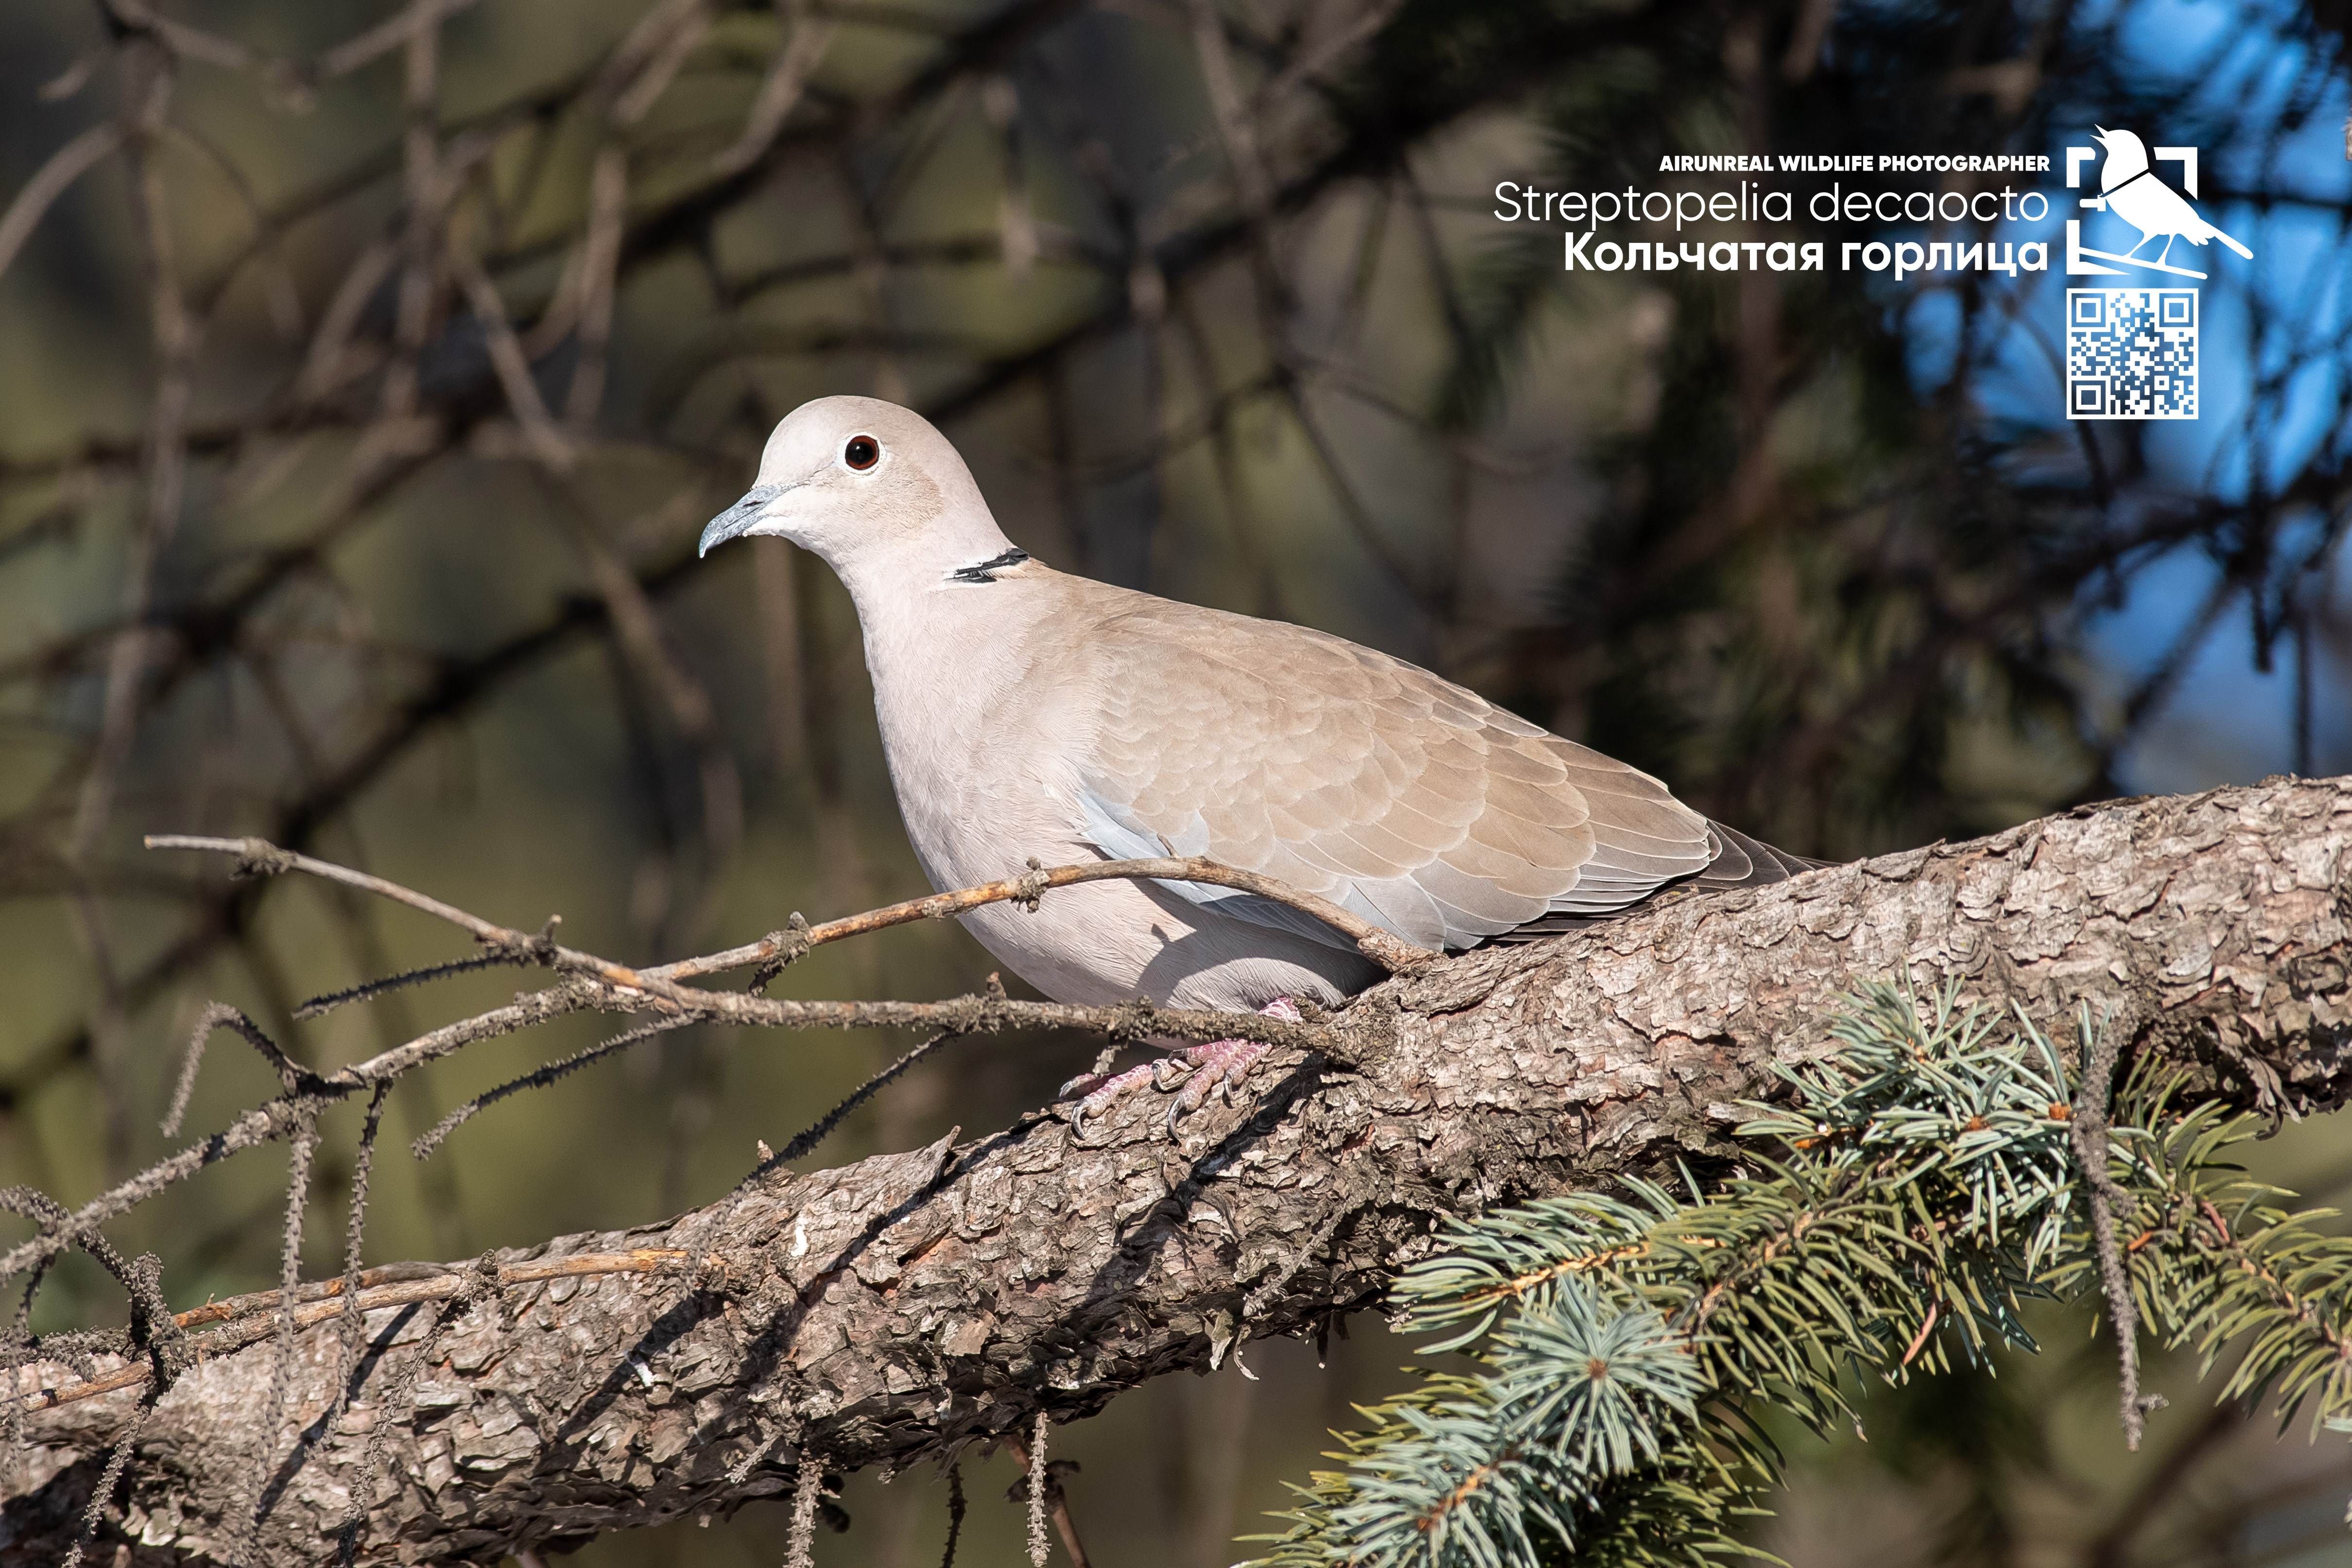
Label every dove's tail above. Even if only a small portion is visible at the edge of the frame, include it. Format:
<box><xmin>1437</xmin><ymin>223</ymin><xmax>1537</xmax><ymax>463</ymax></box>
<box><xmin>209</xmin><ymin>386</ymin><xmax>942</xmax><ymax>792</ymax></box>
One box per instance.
<box><xmin>2201</xmin><ymin>220</ymin><xmax>2253</xmax><ymax>258</ymax></box>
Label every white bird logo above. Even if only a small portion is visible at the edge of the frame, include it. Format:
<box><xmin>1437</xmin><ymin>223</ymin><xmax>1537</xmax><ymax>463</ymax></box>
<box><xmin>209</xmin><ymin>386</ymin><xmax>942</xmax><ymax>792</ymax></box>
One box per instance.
<box><xmin>2081</xmin><ymin>127</ymin><xmax>2251</xmax><ymax>270</ymax></box>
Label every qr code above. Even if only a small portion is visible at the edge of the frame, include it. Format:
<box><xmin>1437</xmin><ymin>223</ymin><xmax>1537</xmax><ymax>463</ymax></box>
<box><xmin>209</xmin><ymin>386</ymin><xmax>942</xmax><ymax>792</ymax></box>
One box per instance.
<box><xmin>2066</xmin><ymin>289</ymin><xmax>2197</xmax><ymax>420</ymax></box>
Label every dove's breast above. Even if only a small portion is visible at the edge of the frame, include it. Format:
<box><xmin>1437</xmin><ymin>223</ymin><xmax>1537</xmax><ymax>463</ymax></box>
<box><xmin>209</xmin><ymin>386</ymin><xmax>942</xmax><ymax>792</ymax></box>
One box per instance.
<box><xmin>856</xmin><ymin>570</ymin><xmax>1377</xmax><ymax>1013</ymax></box>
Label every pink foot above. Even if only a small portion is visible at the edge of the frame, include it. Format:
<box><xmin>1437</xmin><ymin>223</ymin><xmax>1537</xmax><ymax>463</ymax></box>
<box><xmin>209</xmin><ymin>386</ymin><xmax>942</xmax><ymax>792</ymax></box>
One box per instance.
<box><xmin>1060</xmin><ymin>999</ymin><xmax>1297</xmax><ymax>1140</ymax></box>
<box><xmin>1061</xmin><ymin>1058</ymin><xmax>1187</xmax><ymax>1138</ymax></box>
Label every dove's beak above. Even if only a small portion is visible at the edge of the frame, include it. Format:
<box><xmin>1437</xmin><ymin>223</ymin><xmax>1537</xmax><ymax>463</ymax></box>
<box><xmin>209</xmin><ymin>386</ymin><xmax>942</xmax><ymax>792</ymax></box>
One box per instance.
<box><xmin>699</xmin><ymin>483</ymin><xmax>787</xmax><ymax>557</ymax></box>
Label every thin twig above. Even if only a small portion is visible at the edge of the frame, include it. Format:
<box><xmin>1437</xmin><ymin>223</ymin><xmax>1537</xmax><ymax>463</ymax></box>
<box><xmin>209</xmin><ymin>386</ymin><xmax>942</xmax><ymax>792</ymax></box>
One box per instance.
<box><xmin>379</xmin><ymin>3</ymin><xmax>445</xmax><ymax>419</ymax></box>
<box><xmin>710</xmin><ymin>2</ymin><xmax>837</xmax><ymax>178</ymax></box>
<box><xmin>103</xmin><ymin>0</ymin><xmax>259</xmax><ymax>70</ymax></box>
<box><xmin>451</xmin><ymin>255</ymin><xmax>574</xmax><ymax>468</ymax></box>
<box><xmin>59</xmin><ymin>1396</ymin><xmax>155</xmax><ymax>1568</ymax></box>
<box><xmin>1006</xmin><ymin>1418</ymin><xmax>1091</xmax><ymax>1568</ymax></box>
<box><xmin>315</xmin><ymin>0</ymin><xmax>487</xmax><ymax>82</ymax></box>
<box><xmin>1026</xmin><ymin>1412</ymin><xmax>1050</xmax><ymax>1565</ymax></box>
<box><xmin>1899</xmin><ymin>1300</ymin><xmax>1940</xmax><ymax>1367</ymax></box>
<box><xmin>294</xmin><ymin>952</ymin><xmax>525</xmax><ymax>1021</ymax></box>
<box><xmin>2071</xmin><ymin>1009</ymin><xmax>2154</xmax><ymax>1449</ymax></box>
<box><xmin>144</xmin><ymin>833</ymin><xmax>1428</xmax><ymax>991</ymax></box>
<box><xmin>784</xmin><ymin>1450</ymin><xmax>822</xmax><ymax>1568</ymax></box>
<box><xmin>540</xmin><ymin>480</ymin><xmax>744</xmax><ymax>884</ymax></box>
<box><xmin>333</xmin><ymin>1084</ymin><xmax>392</xmax><ymax>1425</ymax></box>
<box><xmin>765</xmin><ymin>1029</ymin><xmax>963</xmax><ymax>1169</ymax></box>
<box><xmin>67</xmin><ymin>40</ymin><xmax>200</xmax><ymax>1176</ymax></box>
<box><xmin>4</xmin><ymin>836</ymin><xmax>1363</xmax><ymax>1290</ymax></box>
<box><xmin>0</xmin><ymin>124</ymin><xmax>126</xmax><ymax>286</ymax></box>
<box><xmin>939</xmin><ymin>1464</ymin><xmax>966</xmax><ymax>1568</ymax></box>
<box><xmin>20</xmin><ymin>1249</ymin><xmax>716</xmax><ymax>1413</ymax></box>
<box><xmin>144</xmin><ymin>836</ymin><xmax>524</xmax><ymax>946</ymax></box>
<box><xmin>564</xmin><ymin>146</ymin><xmax>628</xmax><ymax>428</ymax></box>
<box><xmin>240</xmin><ymin>1109</ymin><xmax>322</xmax><ymax>1563</ymax></box>
<box><xmin>664</xmin><ymin>855</ymin><xmax>1436</xmax><ymax>977</ymax></box>
<box><xmin>412</xmin><ymin>1015</ymin><xmax>699</xmax><ymax>1157</ymax></box>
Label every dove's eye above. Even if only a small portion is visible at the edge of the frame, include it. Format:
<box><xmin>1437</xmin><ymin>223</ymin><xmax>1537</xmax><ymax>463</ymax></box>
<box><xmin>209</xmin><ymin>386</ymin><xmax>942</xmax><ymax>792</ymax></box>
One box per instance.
<box><xmin>844</xmin><ymin>435</ymin><xmax>881</xmax><ymax>471</ymax></box>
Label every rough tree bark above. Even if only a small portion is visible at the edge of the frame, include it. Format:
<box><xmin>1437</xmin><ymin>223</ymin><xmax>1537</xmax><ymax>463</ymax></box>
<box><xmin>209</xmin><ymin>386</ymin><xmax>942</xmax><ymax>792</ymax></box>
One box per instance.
<box><xmin>4</xmin><ymin>777</ymin><xmax>2349</xmax><ymax>1564</ymax></box>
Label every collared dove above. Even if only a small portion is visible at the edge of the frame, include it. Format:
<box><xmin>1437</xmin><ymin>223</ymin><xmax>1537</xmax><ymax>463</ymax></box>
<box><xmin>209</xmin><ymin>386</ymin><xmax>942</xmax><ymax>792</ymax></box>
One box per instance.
<box><xmin>701</xmin><ymin>396</ymin><xmax>1816</xmax><ymax>1124</ymax></box>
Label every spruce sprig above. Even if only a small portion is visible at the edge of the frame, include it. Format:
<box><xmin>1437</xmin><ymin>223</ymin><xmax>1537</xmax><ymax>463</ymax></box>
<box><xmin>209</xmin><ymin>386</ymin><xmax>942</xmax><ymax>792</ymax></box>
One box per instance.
<box><xmin>2058</xmin><ymin>1098</ymin><xmax>2352</xmax><ymax>1427</ymax></box>
<box><xmin>1251</xmin><ymin>981</ymin><xmax>2352</xmax><ymax>1568</ymax></box>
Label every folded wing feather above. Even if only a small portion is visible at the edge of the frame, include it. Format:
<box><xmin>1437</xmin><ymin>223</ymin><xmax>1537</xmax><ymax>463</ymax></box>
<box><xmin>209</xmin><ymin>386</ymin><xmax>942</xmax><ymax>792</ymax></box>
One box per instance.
<box><xmin>1074</xmin><ymin>599</ymin><xmax>1731</xmax><ymax>952</ymax></box>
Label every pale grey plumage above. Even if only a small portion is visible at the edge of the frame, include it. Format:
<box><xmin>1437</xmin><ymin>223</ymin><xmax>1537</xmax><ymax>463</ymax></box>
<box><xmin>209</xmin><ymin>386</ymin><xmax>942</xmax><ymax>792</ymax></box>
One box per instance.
<box><xmin>701</xmin><ymin>395</ymin><xmax>1814</xmax><ymax>1019</ymax></box>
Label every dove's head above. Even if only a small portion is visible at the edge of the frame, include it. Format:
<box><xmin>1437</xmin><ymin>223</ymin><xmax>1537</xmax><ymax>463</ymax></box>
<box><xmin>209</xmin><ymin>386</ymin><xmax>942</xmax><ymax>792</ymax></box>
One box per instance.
<box><xmin>2092</xmin><ymin>126</ymin><xmax>2150</xmax><ymax>176</ymax></box>
<box><xmin>699</xmin><ymin>396</ymin><xmax>1011</xmax><ymax>586</ymax></box>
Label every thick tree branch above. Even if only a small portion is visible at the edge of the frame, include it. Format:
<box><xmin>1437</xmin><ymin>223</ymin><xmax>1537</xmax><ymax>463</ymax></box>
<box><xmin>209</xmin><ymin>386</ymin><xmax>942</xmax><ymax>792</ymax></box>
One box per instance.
<box><xmin>4</xmin><ymin>778</ymin><xmax>2348</xmax><ymax>1564</ymax></box>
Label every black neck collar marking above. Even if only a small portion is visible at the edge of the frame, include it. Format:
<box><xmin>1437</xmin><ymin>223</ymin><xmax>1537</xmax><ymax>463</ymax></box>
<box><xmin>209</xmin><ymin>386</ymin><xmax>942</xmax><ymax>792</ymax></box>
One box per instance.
<box><xmin>950</xmin><ymin>547</ymin><xmax>1030</xmax><ymax>584</ymax></box>
<box><xmin>2105</xmin><ymin>165</ymin><xmax>2155</xmax><ymax>197</ymax></box>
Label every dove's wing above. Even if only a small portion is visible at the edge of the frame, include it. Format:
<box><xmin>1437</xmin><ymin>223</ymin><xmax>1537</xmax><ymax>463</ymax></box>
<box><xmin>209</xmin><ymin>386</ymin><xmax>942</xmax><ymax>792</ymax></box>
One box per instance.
<box><xmin>1071</xmin><ymin>594</ymin><xmax>1784</xmax><ymax>953</ymax></box>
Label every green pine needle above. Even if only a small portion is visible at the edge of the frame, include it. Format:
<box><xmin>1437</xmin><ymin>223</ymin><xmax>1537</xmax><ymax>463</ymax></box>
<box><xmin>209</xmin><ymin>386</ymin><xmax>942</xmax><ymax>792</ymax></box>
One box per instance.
<box><xmin>1248</xmin><ymin>980</ymin><xmax>2352</xmax><ymax>1568</ymax></box>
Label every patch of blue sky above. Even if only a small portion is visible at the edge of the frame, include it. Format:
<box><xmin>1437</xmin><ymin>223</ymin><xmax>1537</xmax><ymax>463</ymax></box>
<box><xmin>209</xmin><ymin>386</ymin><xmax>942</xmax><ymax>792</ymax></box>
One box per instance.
<box><xmin>1901</xmin><ymin>288</ymin><xmax>1963</xmax><ymax>393</ymax></box>
<box><xmin>1851</xmin><ymin>0</ymin><xmax>2342</xmax><ymax>788</ymax></box>
<box><xmin>2084</xmin><ymin>534</ymin><xmax>2352</xmax><ymax>792</ymax></box>
<box><xmin>1940</xmin><ymin>0</ymin><xmax>2351</xmax><ymax>788</ymax></box>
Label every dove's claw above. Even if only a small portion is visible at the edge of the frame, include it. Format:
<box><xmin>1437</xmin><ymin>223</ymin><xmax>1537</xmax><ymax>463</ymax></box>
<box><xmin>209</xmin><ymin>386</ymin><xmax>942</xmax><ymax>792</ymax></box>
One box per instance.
<box><xmin>1058</xmin><ymin>999</ymin><xmax>1297</xmax><ymax>1139</ymax></box>
<box><xmin>1164</xmin><ymin>1036</ymin><xmax>1271</xmax><ymax>1134</ymax></box>
<box><xmin>1065</xmin><ymin>1061</ymin><xmax>1159</xmax><ymax>1140</ymax></box>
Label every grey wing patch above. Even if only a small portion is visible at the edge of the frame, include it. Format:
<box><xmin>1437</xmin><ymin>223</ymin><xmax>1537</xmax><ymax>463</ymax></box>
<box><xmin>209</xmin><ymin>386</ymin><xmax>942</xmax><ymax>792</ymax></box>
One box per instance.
<box><xmin>1074</xmin><ymin>783</ymin><xmax>1362</xmax><ymax>953</ymax></box>
<box><xmin>1492</xmin><ymin>821</ymin><xmax>1827</xmax><ymax>942</ymax></box>
<box><xmin>1694</xmin><ymin>819</ymin><xmax>1829</xmax><ymax>885</ymax></box>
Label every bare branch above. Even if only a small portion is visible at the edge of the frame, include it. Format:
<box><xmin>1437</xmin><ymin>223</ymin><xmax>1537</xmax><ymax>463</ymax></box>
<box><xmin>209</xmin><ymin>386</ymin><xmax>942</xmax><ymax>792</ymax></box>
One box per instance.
<box><xmin>763</xmin><ymin>1027</ymin><xmax>962</xmax><ymax>1167</ymax></box>
<box><xmin>411</xmin><ymin>1015</ymin><xmax>699</xmax><ymax>1157</ymax></box>
<box><xmin>20</xmin><ymin>1249</ymin><xmax>724</xmax><ymax>1414</ymax></box>
<box><xmin>562</xmin><ymin>148</ymin><xmax>629</xmax><ymax>429</ymax></box>
<box><xmin>5</xmin><ymin>840</ymin><xmax>1367</xmax><ymax>1290</ymax></box>
<box><xmin>141</xmin><ymin>837</ymin><xmax>516</xmax><ymax>948</ymax></box>
<box><xmin>452</xmin><ymin>256</ymin><xmax>575</xmax><ymax>467</ymax></box>
<box><xmin>710</xmin><ymin>2</ymin><xmax>838</xmax><ymax>178</ymax></box>
<box><xmin>292</xmin><ymin>953</ymin><xmax>522</xmax><ymax>1022</ymax></box>
<box><xmin>0</xmin><ymin>125</ymin><xmax>125</xmax><ymax>287</ymax></box>
<box><xmin>162</xmin><ymin>1004</ymin><xmax>316</xmax><ymax>1139</ymax></box>
<box><xmin>102</xmin><ymin>0</ymin><xmax>259</xmax><ymax>72</ymax></box>
<box><xmin>314</xmin><ymin>0</ymin><xmax>488</xmax><ymax>83</ymax></box>
<box><xmin>5</xmin><ymin>779</ymin><xmax>2344</xmax><ymax>1566</ymax></box>
<box><xmin>144</xmin><ymin>835</ymin><xmax>1439</xmax><ymax>977</ymax></box>
<box><xmin>672</xmin><ymin>855</ymin><xmax>1440</xmax><ymax>977</ymax></box>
